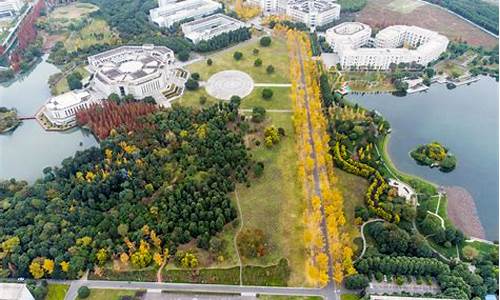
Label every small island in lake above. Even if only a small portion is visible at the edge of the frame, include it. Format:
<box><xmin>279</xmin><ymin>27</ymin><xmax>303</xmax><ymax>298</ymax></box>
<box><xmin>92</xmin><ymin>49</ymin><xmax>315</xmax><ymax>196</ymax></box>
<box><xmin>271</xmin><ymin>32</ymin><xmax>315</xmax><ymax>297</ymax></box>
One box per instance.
<box><xmin>0</xmin><ymin>107</ymin><xmax>21</xmax><ymax>134</ymax></box>
<box><xmin>410</xmin><ymin>141</ymin><xmax>457</xmax><ymax>172</ymax></box>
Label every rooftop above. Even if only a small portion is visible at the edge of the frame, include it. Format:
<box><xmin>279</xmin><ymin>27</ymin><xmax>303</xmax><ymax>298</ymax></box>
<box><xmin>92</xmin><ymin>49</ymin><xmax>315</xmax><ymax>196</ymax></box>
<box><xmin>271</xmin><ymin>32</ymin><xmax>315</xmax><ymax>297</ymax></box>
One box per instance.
<box><xmin>46</xmin><ymin>90</ymin><xmax>91</xmax><ymax>109</ymax></box>
<box><xmin>0</xmin><ymin>283</ymin><xmax>33</xmax><ymax>300</ymax></box>
<box><xmin>287</xmin><ymin>0</ymin><xmax>340</xmax><ymax>13</ymax></box>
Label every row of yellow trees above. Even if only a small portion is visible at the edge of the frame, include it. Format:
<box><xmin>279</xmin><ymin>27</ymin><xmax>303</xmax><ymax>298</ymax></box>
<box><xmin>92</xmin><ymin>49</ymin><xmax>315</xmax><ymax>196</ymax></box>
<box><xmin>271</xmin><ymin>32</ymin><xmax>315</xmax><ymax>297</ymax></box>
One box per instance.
<box><xmin>287</xmin><ymin>30</ymin><xmax>355</xmax><ymax>287</ymax></box>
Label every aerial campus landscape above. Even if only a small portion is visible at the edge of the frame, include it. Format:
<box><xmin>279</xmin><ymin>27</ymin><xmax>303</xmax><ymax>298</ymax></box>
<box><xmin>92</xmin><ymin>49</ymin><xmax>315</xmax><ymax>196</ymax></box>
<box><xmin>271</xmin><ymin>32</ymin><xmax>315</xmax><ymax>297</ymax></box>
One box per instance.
<box><xmin>0</xmin><ymin>0</ymin><xmax>498</xmax><ymax>299</ymax></box>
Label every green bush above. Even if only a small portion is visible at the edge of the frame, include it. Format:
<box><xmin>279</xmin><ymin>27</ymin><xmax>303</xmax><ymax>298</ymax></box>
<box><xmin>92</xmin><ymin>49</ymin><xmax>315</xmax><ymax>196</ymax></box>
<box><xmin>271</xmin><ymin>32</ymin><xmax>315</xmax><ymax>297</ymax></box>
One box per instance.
<box><xmin>254</xmin><ymin>58</ymin><xmax>262</xmax><ymax>67</ymax></box>
<box><xmin>233</xmin><ymin>51</ymin><xmax>243</xmax><ymax>60</ymax></box>
<box><xmin>259</xmin><ymin>36</ymin><xmax>272</xmax><ymax>47</ymax></box>
<box><xmin>261</xmin><ymin>88</ymin><xmax>273</xmax><ymax>99</ymax></box>
<box><xmin>77</xmin><ymin>286</ymin><xmax>90</xmax><ymax>299</ymax></box>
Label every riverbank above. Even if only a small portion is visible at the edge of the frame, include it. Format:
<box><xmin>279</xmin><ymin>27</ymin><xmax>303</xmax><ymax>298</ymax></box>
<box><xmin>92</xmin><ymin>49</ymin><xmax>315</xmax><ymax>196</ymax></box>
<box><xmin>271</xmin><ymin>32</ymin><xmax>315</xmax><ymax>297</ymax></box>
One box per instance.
<box><xmin>445</xmin><ymin>186</ymin><xmax>486</xmax><ymax>240</ymax></box>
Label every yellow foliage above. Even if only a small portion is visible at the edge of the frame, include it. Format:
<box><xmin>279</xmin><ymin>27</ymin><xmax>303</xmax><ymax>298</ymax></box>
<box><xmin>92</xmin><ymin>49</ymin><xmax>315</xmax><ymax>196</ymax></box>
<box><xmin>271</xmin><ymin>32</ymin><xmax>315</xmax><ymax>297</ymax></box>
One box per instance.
<box><xmin>43</xmin><ymin>258</ymin><xmax>55</xmax><ymax>274</ymax></box>
<box><xmin>29</xmin><ymin>260</ymin><xmax>44</xmax><ymax>279</ymax></box>
<box><xmin>60</xmin><ymin>261</ymin><xmax>70</xmax><ymax>272</ymax></box>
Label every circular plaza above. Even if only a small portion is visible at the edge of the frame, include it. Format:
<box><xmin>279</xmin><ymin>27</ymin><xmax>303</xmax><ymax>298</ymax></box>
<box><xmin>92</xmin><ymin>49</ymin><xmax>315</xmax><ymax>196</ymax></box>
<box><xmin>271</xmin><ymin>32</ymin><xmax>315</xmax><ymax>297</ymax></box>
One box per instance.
<box><xmin>205</xmin><ymin>70</ymin><xmax>254</xmax><ymax>100</ymax></box>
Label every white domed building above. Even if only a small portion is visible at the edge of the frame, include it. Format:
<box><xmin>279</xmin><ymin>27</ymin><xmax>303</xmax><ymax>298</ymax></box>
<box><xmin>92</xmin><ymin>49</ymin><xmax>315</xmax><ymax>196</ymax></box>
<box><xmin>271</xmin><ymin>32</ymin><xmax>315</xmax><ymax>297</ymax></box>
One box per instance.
<box><xmin>87</xmin><ymin>44</ymin><xmax>186</xmax><ymax>99</ymax></box>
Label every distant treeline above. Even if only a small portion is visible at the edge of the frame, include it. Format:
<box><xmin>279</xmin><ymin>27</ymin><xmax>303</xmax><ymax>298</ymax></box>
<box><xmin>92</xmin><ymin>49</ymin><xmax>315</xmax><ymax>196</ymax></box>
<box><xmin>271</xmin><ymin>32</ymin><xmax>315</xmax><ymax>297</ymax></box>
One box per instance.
<box><xmin>423</xmin><ymin>0</ymin><xmax>498</xmax><ymax>34</ymax></box>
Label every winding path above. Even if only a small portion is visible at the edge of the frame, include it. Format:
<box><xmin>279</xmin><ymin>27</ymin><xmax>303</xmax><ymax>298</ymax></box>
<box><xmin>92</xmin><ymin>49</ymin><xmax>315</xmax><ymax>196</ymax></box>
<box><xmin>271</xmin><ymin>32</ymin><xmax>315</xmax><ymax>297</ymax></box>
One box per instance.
<box><xmin>355</xmin><ymin>219</ymin><xmax>384</xmax><ymax>262</ymax></box>
<box><xmin>233</xmin><ymin>189</ymin><xmax>244</xmax><ymax>286</ymax></box>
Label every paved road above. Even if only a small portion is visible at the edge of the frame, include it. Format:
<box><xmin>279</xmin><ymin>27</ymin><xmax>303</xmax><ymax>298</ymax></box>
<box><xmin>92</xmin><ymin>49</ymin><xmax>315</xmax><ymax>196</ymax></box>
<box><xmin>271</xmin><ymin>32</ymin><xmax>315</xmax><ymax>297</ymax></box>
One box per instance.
<box><xmin>63</xmin><ymin>280</ymin><xmax>331</xmax><ymax>300</ymax></box>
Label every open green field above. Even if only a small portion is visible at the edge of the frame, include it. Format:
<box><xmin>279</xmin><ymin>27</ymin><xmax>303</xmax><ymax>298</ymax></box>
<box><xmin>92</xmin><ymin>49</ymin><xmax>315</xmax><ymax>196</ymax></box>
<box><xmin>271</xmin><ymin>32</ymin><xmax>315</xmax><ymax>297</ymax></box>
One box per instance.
<box><xmin>64</xmin><ymin>19</ymin><xmax>119</xmax><ymax>53</ymax></box>
<box><xmin>45</xmin><ymin>284</ymin><xmax>69</xmax><ymax>300</ymax></box>
<box><xmin>175</xmin><ymin>86</ymin><xmax>291</xmax><ymax>110</ymax></box>
<box><xmin>236</xmin><ymin>111</ymin><xmax>306</xmax><ymax>286</ymax></box>
<box><xmin>387</xmin><ymin>0</ymin><xmax>424</xmax><ymax>13</ymax></box>
<box><xmin>343</xmin><ymin>71</ymin><xmax>395</xmax><ymax>93</ymax></box>
<box><xmin>187</xmin><ymin>37</ymin><xmax>290</xmax><ymax>83</ymax></box>
<box><xmin>86</xmin><ymin>289</ymin><xmax>136</xmax><ymax>300</ymax></box>
<box><xmin>49</xmin><ymin>3</ymin><xmax>98</xmax><ymax>20</ymax></box>
<box><xmin>53</xmin><ymin>66</ymin><xmax>89</xmax><ymax>95</ymax></box>
<box><xmin>435</xmin><ymin>61</ymin><xmax>466</xmax><ymax>78</ymax></box>
<box><xmin>335</xmin><ymin>168</ymin><xmax>369</xmax><ymax>243</ymax></box>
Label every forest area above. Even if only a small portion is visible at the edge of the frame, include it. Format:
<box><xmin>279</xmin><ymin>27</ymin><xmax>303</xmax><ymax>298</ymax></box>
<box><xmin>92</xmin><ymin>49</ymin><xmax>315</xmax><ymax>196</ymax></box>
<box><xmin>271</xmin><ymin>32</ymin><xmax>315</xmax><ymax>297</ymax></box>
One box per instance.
<box><xmin>0</xmin><ymin>101</ymin><xmax>256</xmax><ymax>280</ymax></box>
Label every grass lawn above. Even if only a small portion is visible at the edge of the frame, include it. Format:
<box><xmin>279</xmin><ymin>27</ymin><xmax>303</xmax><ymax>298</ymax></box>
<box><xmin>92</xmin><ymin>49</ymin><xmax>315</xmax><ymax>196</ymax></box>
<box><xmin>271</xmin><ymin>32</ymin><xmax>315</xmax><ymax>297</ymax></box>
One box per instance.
<box><xmin>53</xmin><ymin>65</ymin><xmax>89</xmax><ymax>95</ymax></box>
<box><xmin>86</xmin><ymin>289</ymin><xmax>136</xmax><ymax>300</ymax></box>
<box><xmin>464</xmin><ymin>241</ymin><xmax>499</xmax><ymax>257</ymax></box>
<box><xmin>187</xmin><ymin>36</ymin><xmax>290</xmax><ymax>84</ymax></box>
<box><xmin>341</xmin><ymin>294</ymin><xmax>361</xmax><ymax>300</ymax></box>
<box><xmin>65</xmin><ymin>19</ymin><xmax>119</xmax><ymax>53</ymax></box>
<box><xmin>49</xmin><ymin>2</ymin><xmax>98</xmax><ymax>20</ymax></box>
<box><xmin>435</xmin><ymin>61</ymin><xmax>466</xmax><ymax>78</ymax></box>
<box><xmin>343</xmin><ymin>71</ymin><xmax>395</xmax><ymax>93</ymax></box>
<box><xmin>240</xmin><ymin>87</ymin><xmax>291</xmax><ymax>110</ymax></box>
<box><xmin>259</xmin><ymin>296</ymin><xmax>323</xmax><ymax>300</ymax></box>
<box><xmin>335</xmin><ymin>168</ymin><xmax>369</xmax><ymax>244</ymax></box>
<box><xmin>235</xmin><ymin>112</ymin><xmax>306</xmax><ymax>286</ymax></box>
<box><xmin>45</xmin><ymin>284</ymin><xmax>69</xmax><ymax>300</ymax></box>
<box><xmin>175</xmin><ymin>86</ymin><xmax>291</xmax><ymax>110</ymax></box>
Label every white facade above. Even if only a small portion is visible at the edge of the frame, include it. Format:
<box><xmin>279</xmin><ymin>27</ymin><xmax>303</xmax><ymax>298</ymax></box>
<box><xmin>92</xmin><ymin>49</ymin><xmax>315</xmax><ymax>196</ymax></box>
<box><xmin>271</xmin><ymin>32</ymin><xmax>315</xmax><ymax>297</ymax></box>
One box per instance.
<box><xmin>42</xmin><ymin>45</ymin><xmax>188</xmax><ymax>126</ymax></box>
<box><xmin>0</xmin><ymin>283</ymin><xmax>35</xmax><ymax>300</ymax></box>
<box><xmin>88</xmin><ymin>45</ymin><xmax>177</xmax><ymax>99</ymax></box>
<box><xmin>286</xmin><ymin>0</ymin><xmax>340</xmax><ymax>28</ymax></box>
<box><xmin>43</xmin><ymin>90</ymin><xmax>99</xmax><ymax>126</ymax></box>
<box><xmin>181</xmin><ymin>14</ymin><xmax>249</xmax><ymax>44</ymax></box>
<box><xmin>0</xmin><ymin>0</ymin><xmax>23</xmax><ymax>18</ymax></box>
<box><xmin>150</xmin><ymin>0</ymin><xmax>222</xmax><ymax>28</ymax></box>
<box><xmin>325</xmin><ymin>22</ymin><xmax>371</xmax><ymax>52</ymax></box>
<box><xmin>326</xmin><ymin>23</ymin><xmax>449</xmax><ymax>70</ymax></box>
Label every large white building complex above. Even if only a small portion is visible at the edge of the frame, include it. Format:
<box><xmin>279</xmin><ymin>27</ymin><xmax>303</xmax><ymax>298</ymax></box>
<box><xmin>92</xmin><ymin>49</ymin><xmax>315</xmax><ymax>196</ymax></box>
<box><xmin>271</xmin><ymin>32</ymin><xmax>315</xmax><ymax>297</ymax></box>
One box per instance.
<box><xmin>286</xmin><ymin>0</ymin><xmax>340</xmax><ymax>28</ymax></box>
<box><xmin>251</xmin><ymin>0</ymin><xmax>340</xmax><ymax>29</ymax></box>
<box><xmin>326</xmin><ymin>22</ymin><xmax>449</xmax><ymax>70</ymax></box>
<box><xmin>149</xmin><ymin>0</ymin><xmax>222</xmax><ymax>28</ymax></box>
<box><xmin>0</xmin><ymin>283</ymin><xmax>35</xmax><ymax>300</ymax></box>
<box><xmin>42</xmin><ymin>45</ymin><xmax>188</xmax><ymax>127</ymax></box>
<box><xmin>181</xmin><ymin>14</ymin><xmax>249</xmax><ymax>44</ymax></box>
<box><xmin>0</xmin><ymin>0</ymin><xmax>23</xmax><ymax>19</ymax></box>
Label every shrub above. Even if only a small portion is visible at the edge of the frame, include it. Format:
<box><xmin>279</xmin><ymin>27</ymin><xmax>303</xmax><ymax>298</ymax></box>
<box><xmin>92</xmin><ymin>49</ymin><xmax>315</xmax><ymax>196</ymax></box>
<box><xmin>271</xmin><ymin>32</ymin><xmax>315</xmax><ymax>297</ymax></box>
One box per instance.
<box><xmin>237</xmin><ymin>228</ymin><xmax>268</xmax><ymax>258</ymax></box>
<box><xmin>262</xmin><ymin>88</ymin><xmax>273</xmax><ymax>99</ymax></box>
<box><xmin>199</xmin><ymin>96</ymin><xmax>207</xmax><ymax>105</ymax></box>
<box><xmin>233</xmin><ymin>51</ymin><xmax>243</xmax><ymax>60</ymax></box>
<box><xmin>251</xmin><ymin>106</ymin><xmax>266</xmax><ymax>123</ymax></box>
<box><xmin>207</xmin><ymin>58</ymin><xmax>213</xmax><ymax>65</ymax></box>
<box><xmin>345</xmin><ymin>274</ymin><xmax>370</xmax><ymax>289</ymax></box>
<box><xmin>462</xmin><ymin>245</ymin><xmax>480</xmax><ymax>261</ymax></box>
<box><xmin>191</xmin><ymin>72</ymin><xmax>200</xmax><ymax>80</ymax></box>
<box><xmin>266</xmin><ymin>65</ymin><xmax>275</xmax><ymax>74</ymax></box>
<box><xmin>260</xmin><ymin>36</ymin><xmax>272</xmax><ymax>47</ymax></box>
<box><xmin>253</xmin><ymin>162</ymin><xmax>264</xmax><ymax>177</ymax></box>
<box><xmin>177</xmin><ymin>51</ymin><xmax>190</xmax><ymax>62</ymax></box>
<box><xmin>254</xmin><ymin>58</ymin><xmax>262</xmax><ymax>67</ymax></box>
<box><xmin>253</xmin><ymin>48</ymin><xmax>259</xmax><ymax>55</ymax></box>
<box><xmin>77</xmin><ymin>286</ymin><xmax>90</xmax><ymax>299</ymax></box>
<box><xmin>185</xmin><ymin>78</ymin><xmax>199</xmax><ymax>90</ymax></box>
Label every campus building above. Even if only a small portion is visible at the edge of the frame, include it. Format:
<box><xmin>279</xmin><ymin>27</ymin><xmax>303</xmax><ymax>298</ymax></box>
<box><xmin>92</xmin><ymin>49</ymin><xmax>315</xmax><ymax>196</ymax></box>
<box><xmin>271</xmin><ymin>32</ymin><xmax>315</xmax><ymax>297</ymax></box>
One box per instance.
<box><xmin>250</xmin><ymin>0</ymin><xmax>340</xmax><ymax>29</ymax></box>
<box><xmin>325</xmin><ymin>22</ymin><xmax>449</xmax><ymax>70</ymax></box>
<box><xmin>285</xmin><ymin>0</ymin><xmax>340</xmax><ymax>29</ymax></box>
<box><xmin>0</xmin><ymin>0</ymin><xmax>23</xmax><ymax>19</ymax></box>
<box><xmin>181</xmin><ymin>14</ymin><xmax>249</xmax><ymax>44</ymax></box>
<box><xmin>42</xmin><ymin>44</ymin><xmax>188</xmax><ymax>127</ymax></box>
<box><xmin>43</xmin><ymin>90</ymin><xmax>99</xmax><ymax>126</ymax></box>
<box><xmin>149</xmin><ymin>0</ymin><xmax>222</xmax><ymax>28</ymax></box>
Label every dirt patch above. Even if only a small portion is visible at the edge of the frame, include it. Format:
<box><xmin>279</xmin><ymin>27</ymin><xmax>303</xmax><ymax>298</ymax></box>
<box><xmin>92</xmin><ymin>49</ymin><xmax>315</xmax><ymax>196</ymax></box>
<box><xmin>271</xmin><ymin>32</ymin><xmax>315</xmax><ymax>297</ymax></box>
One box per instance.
<box><xmin>445</xmin><ymin>186</ymin><xmax>486</xmax><ymax>239</ymax></box>
<box><xmin>355</xmin><ymin>0</ymin><xmax>498</xmax><ymax>48</ymax></box>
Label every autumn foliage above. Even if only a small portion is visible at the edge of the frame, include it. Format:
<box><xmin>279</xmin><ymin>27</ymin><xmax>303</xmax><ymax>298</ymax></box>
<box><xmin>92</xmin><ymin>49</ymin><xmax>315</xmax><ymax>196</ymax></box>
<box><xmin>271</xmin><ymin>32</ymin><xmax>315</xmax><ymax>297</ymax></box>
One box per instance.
<box><xmin>76</xmin><ymin>101</ymin><xmax>157</xmax><ymax>140</ymax></box>
<box><xmin>287</xmin><ymin>30</ymin><xmax>355</xmax><ymax>286</ymax></box>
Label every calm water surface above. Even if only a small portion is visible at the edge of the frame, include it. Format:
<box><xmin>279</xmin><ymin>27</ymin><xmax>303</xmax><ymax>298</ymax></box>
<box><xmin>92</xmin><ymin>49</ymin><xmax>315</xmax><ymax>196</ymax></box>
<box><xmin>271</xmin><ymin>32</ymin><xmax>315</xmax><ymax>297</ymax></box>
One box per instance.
<box><xmin>0</xmin><ymin>57</ymin><xmax>98</xmax><ymax>182</ymax></box>
<box><xmin>351</xmin><ymin>77</ymin><xmax>499</xmax><ymax>240</ymax></box>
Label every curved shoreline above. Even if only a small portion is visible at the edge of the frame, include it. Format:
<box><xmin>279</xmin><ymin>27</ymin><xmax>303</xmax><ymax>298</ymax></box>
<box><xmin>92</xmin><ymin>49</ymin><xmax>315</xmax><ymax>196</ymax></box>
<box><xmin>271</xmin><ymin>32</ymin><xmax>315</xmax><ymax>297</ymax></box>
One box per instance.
<box><xmin>378</xmin><ymin>133</ymin><xmax>489</xmax><ymax>241</ymax></box>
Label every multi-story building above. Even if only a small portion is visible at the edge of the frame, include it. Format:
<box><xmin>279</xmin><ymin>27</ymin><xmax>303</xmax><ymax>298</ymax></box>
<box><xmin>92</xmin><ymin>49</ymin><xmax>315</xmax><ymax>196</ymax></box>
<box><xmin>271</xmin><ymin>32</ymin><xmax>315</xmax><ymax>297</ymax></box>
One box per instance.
<box><xmin>87</xmin><ymin>45</ymin><xmax>177</xmax><ymax>99</ymax></box>
<box><xmin>286</xmin><ymin>0</ymin><xmax>340</xmax><ymax>29</ymax></box>
<box><xmin>0</xmin><ymin>283</ymin><xmax>35</xmax><ymax>300</ymax></box>
<box><xmin>42</xmin><ymin>44</ymin><xmax>188</xmax><ymax>126</ymax></box>
<box><xmin>325</xmin><ymin>22</ymin><xmax>371</xmax><ymax>52</ymax></box>
<box><xmin>0</xmin><ymin>0</ymin><xmax>23</xmax><ymax>19</ymax></box>
<box><xmin>326</xmin><ymin>22</ymin><xmax>449</xmax><ymax>70</ymax></box>
<box><xmin>43</xmin><ymin>90</ymin><xmax>99</xmax><ymax>126</ymax></box>
<box><xmin>149</xmin><ymin>0</ymin><xmax>222</xmax><ymax>28</ymax></box>
<box><xmin>181</xmin><ymin>14</ymin><xmax>249</xmax><ymax>44</ymax></box>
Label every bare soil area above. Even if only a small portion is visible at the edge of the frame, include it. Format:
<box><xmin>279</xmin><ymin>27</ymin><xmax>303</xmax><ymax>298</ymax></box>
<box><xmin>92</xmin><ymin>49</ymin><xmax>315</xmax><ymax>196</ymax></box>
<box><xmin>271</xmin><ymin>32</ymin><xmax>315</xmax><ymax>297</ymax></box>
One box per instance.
<box><xmin>355</xmin><ymin>0</ymin><xmax>498</xmax><ymax>48</ymax></box>
<box><xmin>445</xmin><ymin>186</ymin><xmax>486</xmax><ymax>239</ymax></box>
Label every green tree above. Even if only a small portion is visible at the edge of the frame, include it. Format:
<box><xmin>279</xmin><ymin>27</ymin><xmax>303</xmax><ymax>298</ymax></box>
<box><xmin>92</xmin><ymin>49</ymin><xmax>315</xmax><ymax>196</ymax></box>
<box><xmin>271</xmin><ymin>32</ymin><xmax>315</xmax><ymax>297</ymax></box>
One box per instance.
<box><xmin>77</xmin><ymin>286</ymin><xmax>90</xmax><ymax>299</ymax></box>
<box><xmin>233</xmin><ymin>51</ymin><xmax>243</xmax><ymax>60</ymax></box>
<box><xmin>261</xmin><ymin>88</ymin><xmax>273</xmax><ymax>99</ymax></box>
<box><xmin>266</xmin><ymin>65</ymin><xmax>275</xmax><ymax>74</ymax></box>
<box><xmin>260</xmin><ymin>36</ymin><xmax>272</xmax><ymax>47</ymax></box>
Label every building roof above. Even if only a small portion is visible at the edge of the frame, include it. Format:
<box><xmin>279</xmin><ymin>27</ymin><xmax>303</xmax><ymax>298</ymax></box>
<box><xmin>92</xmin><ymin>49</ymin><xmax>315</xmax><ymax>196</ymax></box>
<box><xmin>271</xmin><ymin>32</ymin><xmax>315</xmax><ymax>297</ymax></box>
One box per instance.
<box><xmin>0</xmin><ymin>283</ymin><xmax>33</xmax><ymax>300</ymax></box>
<box><xmin>287</xmin><ymin>0</ymin><xmax>339</xmax><ymax>13</ymax></box>
<box><xmin>181</xmin><ymin>13</ymin><xmax>247</xmax><ymax>42</ymax></box>
<box><xmin>46</xmin><ymin>90</ymin><xmax>90</xmax><ymax>110</ymax></box>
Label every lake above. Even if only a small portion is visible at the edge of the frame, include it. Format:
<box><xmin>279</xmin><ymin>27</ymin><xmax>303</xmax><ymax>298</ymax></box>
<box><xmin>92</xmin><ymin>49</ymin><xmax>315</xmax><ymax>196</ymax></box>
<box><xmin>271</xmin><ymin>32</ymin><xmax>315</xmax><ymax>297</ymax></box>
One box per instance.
<box><xmin>0</xmin><ymin>57</ymin><xmax>98</xmax><ymax>182</ymax></box>
<box><xmin>351</xmin><ymin>77</ymin><xmax>499</xmax><ymax>240</ymax></box>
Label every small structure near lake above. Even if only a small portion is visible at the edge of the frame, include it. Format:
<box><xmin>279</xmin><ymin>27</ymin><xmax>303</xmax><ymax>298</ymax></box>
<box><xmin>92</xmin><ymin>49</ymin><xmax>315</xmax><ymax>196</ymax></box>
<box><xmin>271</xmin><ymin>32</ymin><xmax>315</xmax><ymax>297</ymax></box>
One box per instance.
<box><xmin>388</xmin><ymin>178</ymin><xmax>417</xmax><ymax>205</ymax></box>
<box><xmin>410</xmin><ymin>141</ymin><xmax>457</xmax><ymax>172</ymax></box>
